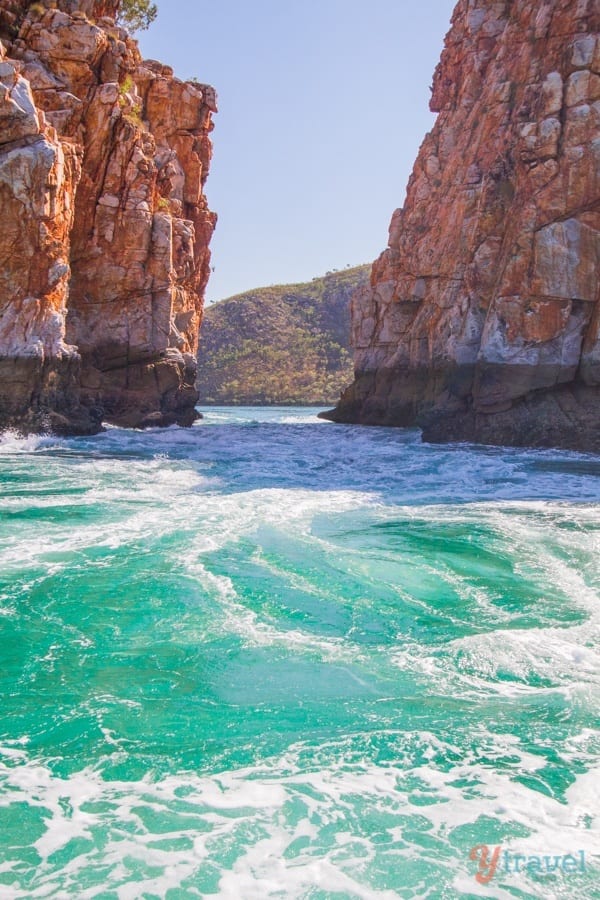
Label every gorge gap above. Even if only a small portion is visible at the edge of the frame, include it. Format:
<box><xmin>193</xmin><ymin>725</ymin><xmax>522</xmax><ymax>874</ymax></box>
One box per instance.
<box><xmin>1</xmin><ymin>0</ymin><xmax>598</xmax><ymax>451</ymax></box>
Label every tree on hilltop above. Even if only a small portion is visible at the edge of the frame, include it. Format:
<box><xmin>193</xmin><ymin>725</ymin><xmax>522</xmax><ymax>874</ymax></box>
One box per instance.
<box><xmin>118</xmin><ymin>0</ymin><xmax>157</xmax><ymax>31</ymax></box>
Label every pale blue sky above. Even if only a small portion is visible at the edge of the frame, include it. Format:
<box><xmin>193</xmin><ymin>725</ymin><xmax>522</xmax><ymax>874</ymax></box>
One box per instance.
<box><xmin>138</xmin><ymin>0</ymin><xmax>456</xmax><ymax>302</ymax></box>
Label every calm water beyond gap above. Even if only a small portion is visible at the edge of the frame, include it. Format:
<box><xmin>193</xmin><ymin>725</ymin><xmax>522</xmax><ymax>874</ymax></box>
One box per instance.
<box><xmin>0</xmin><ymin>406</ymin><xmax>598</xmax><ymax>899</ymax></box>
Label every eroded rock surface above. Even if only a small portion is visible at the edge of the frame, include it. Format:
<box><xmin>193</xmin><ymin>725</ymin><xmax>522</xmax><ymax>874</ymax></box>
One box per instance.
<box><xmin>0</xmin><ymin>0</ymin><xmax>216</xmax><ymax>432</ymax></box>
<box><xmin>327</xmin><ymin>0</ymin><xmax>600</xmax><ymax>451</ymax></box>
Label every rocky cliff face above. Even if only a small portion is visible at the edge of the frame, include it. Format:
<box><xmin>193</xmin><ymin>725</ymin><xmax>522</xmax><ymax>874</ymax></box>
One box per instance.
<box><xmin>0</xmin><ymin>0</ymin><xmax>216</xmax><ymax>433</ymax></box>
<box><xmin>327</xmin><ymin>0</ymin><xmax>600</xmax><ymax>451</ymax></box>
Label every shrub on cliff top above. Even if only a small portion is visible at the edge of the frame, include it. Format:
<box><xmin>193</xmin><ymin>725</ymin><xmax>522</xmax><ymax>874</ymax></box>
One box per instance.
<box><xmin>118</xmin><ymin>0</ymin><xmax>157</xmax><ymax>31</ymax></box>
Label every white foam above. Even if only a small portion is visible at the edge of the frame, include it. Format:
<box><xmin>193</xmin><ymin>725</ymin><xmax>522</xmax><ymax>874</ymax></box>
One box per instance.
<box><xmin>0</xmin><ymin>431</ymin><xmax>55</xmax><ymax>454</ymax></box>
<box><xmin>0</xmin><ymin>737</ymin><xmax>596</xmax><ymax>899</ymax></box>
<box><xmin>2</xmin><ymin>412</ymin><xmax>600</xmax><ymax>898</ymax></box>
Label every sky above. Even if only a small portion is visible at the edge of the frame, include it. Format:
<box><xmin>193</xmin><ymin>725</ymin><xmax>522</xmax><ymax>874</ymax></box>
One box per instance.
<box><xmin>138</xmin><ymin>0</ymin><xmax>456</xmax><ymax>303</ymax></box>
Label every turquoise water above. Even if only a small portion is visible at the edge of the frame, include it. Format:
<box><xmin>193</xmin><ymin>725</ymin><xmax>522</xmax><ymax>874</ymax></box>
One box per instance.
<box><xmin>0</xmin><ymin>406</ymin><xmax>599</xmax><ymax>899</ymax></box>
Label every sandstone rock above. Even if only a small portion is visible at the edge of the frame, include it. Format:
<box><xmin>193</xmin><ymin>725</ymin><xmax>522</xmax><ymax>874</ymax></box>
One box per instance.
<box><xmin>326</xmin><ymin>0</ymin><xmax>600</xmax><ymax>452</ymax></box>
<box><xmin>0</xmin><ymin>0</ymin><xmax>216</xmax><ymax>433</ymax></box>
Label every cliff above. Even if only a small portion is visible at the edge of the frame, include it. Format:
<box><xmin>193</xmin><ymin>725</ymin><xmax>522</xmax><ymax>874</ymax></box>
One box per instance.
<box><xmin>325</xmin><ymin>0</ymin><xmax>600</xmax><ymax>452</ymax></box>
<box><xmin>197</xmin><ymin>266</ymin><xmax>369</xmax><ymax>406</ymax></box>
<box><xmin>0</xmin><ymin>0</ymin><xmax>216</xmax><ymax>434</ymax></box>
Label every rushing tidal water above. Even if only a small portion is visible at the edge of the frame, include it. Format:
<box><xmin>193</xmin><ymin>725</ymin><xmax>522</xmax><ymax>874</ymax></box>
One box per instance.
<box><xmin>0</xmin><ymin>407</ymin><xmax>599</xmax><ymax>899</ymax></box>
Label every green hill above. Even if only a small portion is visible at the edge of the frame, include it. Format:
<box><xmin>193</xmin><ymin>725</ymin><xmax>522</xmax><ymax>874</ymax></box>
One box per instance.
<box><xmin>197</xmin><ymin>265</ymin><xmax>370</xmax><ymax>405</ymax></box>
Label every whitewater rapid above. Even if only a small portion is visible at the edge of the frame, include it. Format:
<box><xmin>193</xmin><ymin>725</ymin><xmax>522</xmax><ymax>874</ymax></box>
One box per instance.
<box><xmin>0</xmin><ymin>407</ymin><xmax>598</xmax><ymax>898</ymax></box>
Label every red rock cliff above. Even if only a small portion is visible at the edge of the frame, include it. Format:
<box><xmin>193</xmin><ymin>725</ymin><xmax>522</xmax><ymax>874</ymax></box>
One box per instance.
<box><xmin>0</xmin><ymin>0</ymin><xmax>216</xmax><ymax>433</ymax></box>
<box><xmin>327</xmin><ymin>0</ymin><xmax>599</xmax><ymax>451</ymax></box>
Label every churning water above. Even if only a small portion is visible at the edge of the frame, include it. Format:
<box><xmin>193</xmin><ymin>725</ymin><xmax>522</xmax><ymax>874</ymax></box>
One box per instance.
<box><xmin>0</xmin><ymin>407</ymin><xmax>598</xmax><ymax>898</ymax></box>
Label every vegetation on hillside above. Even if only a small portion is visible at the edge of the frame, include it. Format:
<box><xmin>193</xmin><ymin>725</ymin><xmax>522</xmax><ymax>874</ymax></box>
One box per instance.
<box><xmin>197</xmin><ymin>266</ymin><xmax>370</xmax><ymax>406</ymax></box>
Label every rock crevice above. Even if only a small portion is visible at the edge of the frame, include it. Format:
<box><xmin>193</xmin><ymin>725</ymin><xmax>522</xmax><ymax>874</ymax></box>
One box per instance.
<box><xmin>0</xmin><ymin>0</ymin><xmax>216</xmax><ymax>433</ymax></box>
